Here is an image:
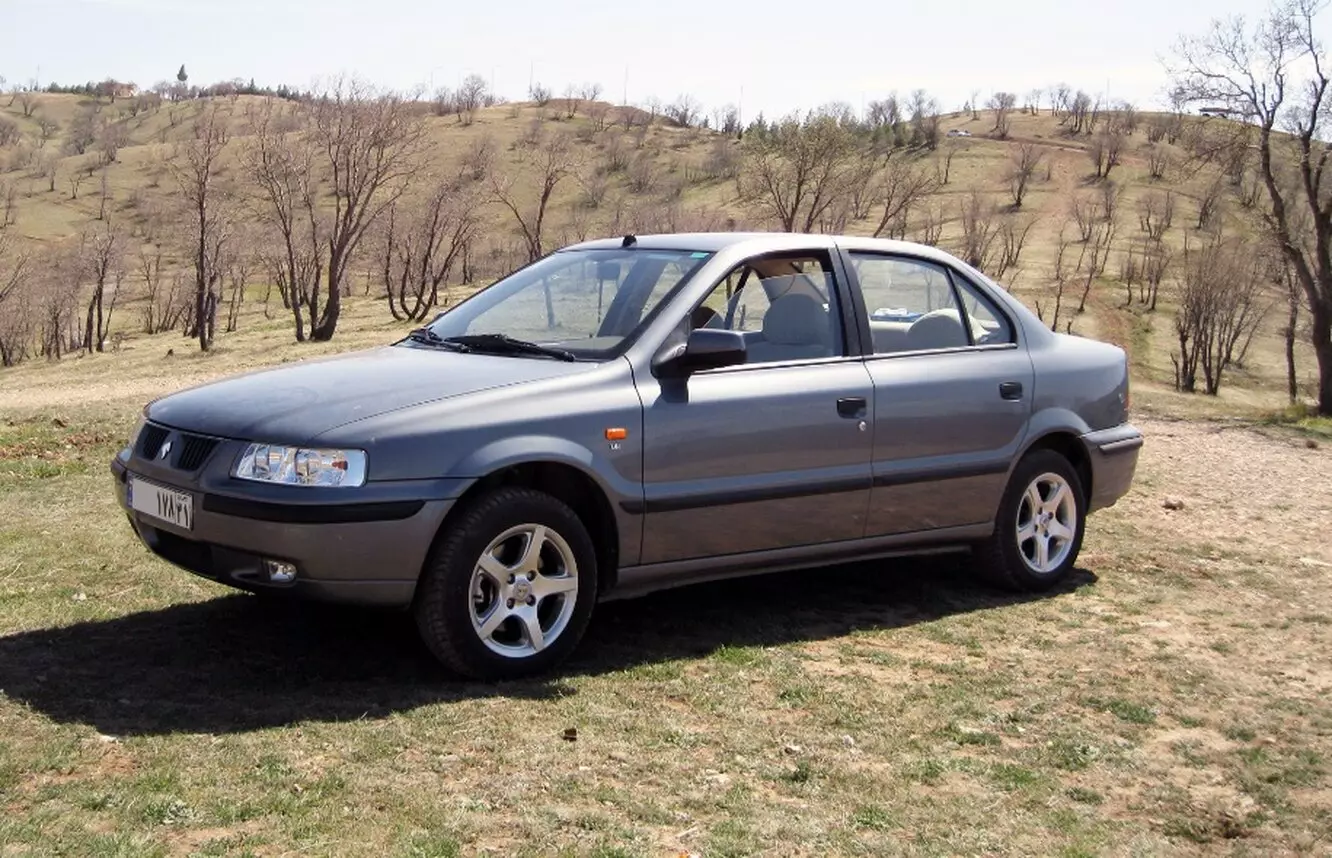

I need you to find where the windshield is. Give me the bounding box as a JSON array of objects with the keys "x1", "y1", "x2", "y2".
[{"x1": 418, "y1": 248, "x2": 713, "y2": 359}]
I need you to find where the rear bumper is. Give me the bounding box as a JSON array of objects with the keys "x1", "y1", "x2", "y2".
[
  {"x1": 1081, "y1": 423, "x2": 1143, "y2": 513},
  {"x1": 111, "y1": 457, "x2": 452, "y2": 608}
]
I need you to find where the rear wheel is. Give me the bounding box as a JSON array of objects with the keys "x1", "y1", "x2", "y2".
[
  {"x1": 973, "y1": 449, "x2": 1085, "y2": 591},
  {"x1": 414, "y1": 487, "x2": 598, "y2": 680}
]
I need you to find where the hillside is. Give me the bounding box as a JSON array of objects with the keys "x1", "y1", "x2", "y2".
[{"x1": 0, "y1": 90, "x2": 1316, "y2": 415}]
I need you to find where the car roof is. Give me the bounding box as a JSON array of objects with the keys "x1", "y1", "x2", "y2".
[{"x1": 560, "y1": 232, "x2": 967, "y2": 267}]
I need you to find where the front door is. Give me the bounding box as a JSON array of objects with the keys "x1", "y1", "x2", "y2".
[{"x1": 637, "y1": 251, "x2": 875, "y2": 564}]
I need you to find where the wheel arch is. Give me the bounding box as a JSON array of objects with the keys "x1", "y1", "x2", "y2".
[
  {"x1": 425, "y1": 444, "x2": 623, "y2": 597},
  {"x1": 1020, "y1": 430, "x2": 1093, "y2": 505}
]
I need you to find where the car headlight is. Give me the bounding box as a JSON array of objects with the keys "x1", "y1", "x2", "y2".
[{"x1": 233, "y1": 444, "x2": 367, "y2": 488}]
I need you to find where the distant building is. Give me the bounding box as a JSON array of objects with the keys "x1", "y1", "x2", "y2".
[
  {"x1": 1199, "y1": 106, "x2": 1235, "y2": 119},
  {"x1": 111, "y1": 82, "x2": 139, "y2": 100}
]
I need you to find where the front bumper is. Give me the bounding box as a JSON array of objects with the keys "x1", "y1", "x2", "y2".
[
  {"x1": 111, "y1": 456, "x2": 455, "y2": 608},
  {"x1": 1080, "y1": 423, "x2": 1144, "y2": 513}
]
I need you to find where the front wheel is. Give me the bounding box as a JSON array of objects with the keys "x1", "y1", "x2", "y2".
[
  {"x1": 414, "y1": 487, "x2": 598, "y2": 680},
  {"x1": 973, "y1": 449, "x2": 1086, "y2": 591}
]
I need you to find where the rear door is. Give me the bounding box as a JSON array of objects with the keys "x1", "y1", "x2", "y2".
[
  {"x1": 636, "y1": 250, "x2": 875, "y2": 564},
  {"x1": 842, "y1": 250, "x2": 1033, "y2": 535}
]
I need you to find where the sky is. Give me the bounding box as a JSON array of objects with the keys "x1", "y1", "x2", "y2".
[{"x1": 4, "y1": 0, "x2": 1327, "y2": 120}]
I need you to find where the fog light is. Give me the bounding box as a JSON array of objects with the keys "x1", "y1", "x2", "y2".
[{"x1": 262, "y1": 559, "x2": 297, "y2": 584}]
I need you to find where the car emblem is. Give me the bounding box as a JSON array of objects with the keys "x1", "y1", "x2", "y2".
[{"x1": 158, "y1": 440, "x2": 172, "y2": 460}]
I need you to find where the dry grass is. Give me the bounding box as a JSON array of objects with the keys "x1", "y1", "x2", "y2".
[{"x1": 3, "y1": 304, "x2": 1332, "y2": 856}]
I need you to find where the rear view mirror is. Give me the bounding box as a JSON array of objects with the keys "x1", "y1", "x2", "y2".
[{"x1": 654, "y1": 328, "x2": 748, "y2": 377}]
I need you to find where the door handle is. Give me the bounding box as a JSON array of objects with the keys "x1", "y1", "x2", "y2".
[
  {"x1": 999, "y1": 381, "x2": 1024, "y2": 401},
  {"x1": 837, "y1": 397, "x2": 868, "y2": 418}
]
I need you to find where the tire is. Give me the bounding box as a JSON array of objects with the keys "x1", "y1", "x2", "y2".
[
  {"x1": 973, "y1": 449, "x2": 1086, "y2": 591},
  {"x1": 413, "y1": 487, "x2": 598, "y2": 680}
]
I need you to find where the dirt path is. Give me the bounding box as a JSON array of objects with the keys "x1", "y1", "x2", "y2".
[{"x1": 1129, "y1": 415, "x2": 1332, "y2": 565}]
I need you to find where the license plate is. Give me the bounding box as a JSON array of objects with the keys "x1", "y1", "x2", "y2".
[{"x1": 127, "y1": 475, "x2": 194, "y2": 531}]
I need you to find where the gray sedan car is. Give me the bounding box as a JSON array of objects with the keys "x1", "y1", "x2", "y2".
[{"x1": 111, "y1": 232, "x2": 1142, "y2": 679}]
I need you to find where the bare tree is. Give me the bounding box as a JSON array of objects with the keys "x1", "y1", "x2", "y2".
[
  {"x1": 958, "y1": 189, "x2": 1000, "y2": 270},
  {"x1": 0, "y1": 118, "x2": 19, "y2": 148},
  {"x1": 0, "y1": 235, "x2": 34, "y2": 366},
  {"x1": 1277, "y1": 256, "x2": 1305, "y2": 400},
  {"x1": 138, "y1": 243, "x2": 185, "y2": 333},
  {"x1": 224, "y1": 248, "x2": 252, "y2": 333},
  {"x1": 870, "y1": 153, "x2": 938, "y2": 239},
  {"x1": 1066, "y1": 90, "x2": 1093, "y2": 134},
  {"x1": 998, "y1": 216, "x2": 1037, "y2": 279},
  {"x1": 457, "y1": 74, "x2": 489, "y2": 125},
  {"x1": 168, "y1": 101, "x2": 232, "y2": 351},
  {"x1": 1040, "y1": 222, "x2": 1077, "y2": 330},
  {"x1": 491, "y1": 129, "x2": 580, "y2": 262},
  {"x1": 463, "y1": 134, "x2": 497, "y2": 181},
  {"x1": 1007, "y1": 143, "x2": 1043, "y2": 208},
  {"x1": 908, "y1": 89, "x2": 941, "y2": 149},
  {"x1": 1099, "y1": 180, "x2": 1124, "y2": 225},
  {"x1": 1141, "y1": 240, "x2": 1173, "y2": 310},
  {"x1": 1147, "y1": 144, "x2": 1171, "y2": 180},
  {"x1": 738, "y1": 112, "x2": 860, "y2": 232},
  {"x1": 1137, "y1": 190, "x2": 1176, "y2": 241},
  {"x1": 529, "y1": 83, "x2": 552, "y2": 107},
  {"x1": 432, "y1": 87, "x2": 457, "y2": 117},
  {"x1": 245, "y1": 98, "x2": 324, "y2": 342},
  {"x1": 1076, "y1": 215, "x2": 1117, "y2": 313},
  {"x1": 16, "y1": 89, "x2": 37, "y2": 118},
  {"x1": 1196, "y1": 174, "x2": 1225, "y2": 230},
  {"x1": 587, "y1": 100, "x2": 612, "y2": 132},
  {"x1": 989, "y1": 92, "x2": 1017, "y2": 138},
  {"x1": 937, "y1": 138, "x2": 961, "y2": 185},
  {"x1": 1172, "y1": 231, "x2": 1271, "y2": 394},
  {"x1": 562, "y1": 84, "x2": 583, "y2": 120},
  {"x1": 79, "y1": 220, "x2": 125, "y2": 353},
  {"x1": 305, "y1": 82, "x2": 428, "y2": 339},
  {"x1": 1069, "y1": 192, "x2": 1097, "y2": 242},
  {"x1": 1087, "y1": 130, "x2": 1125, "y2": 179},
  {"x1": 380, "y1": 169, "x2": 485, "y2": 321},
  {"x1": 34, "y1": 114, "x2": 59, "y2": 149},
  {"x1": 1170, "y1": 0, "x2": 1332, "y2": 412},
  {"x1": 664, "y1": 94, "x2": 702, "y2": 128},
  {"x1": 915, "y1": 200, "x2": 946, "y2": 245}
]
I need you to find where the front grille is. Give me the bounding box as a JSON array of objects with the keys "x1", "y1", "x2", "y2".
[
  {"x1": 177, "y1": 434, "x2": 219, "y2": 471},
  {"x1": 136, "y1": 423, "x2": 218, "y2": 471},
  {"x1": 139, "y1": 424, "x2": 169, "y2": 459}
]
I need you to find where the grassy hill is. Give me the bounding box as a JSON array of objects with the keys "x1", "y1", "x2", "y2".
[
  {"x1": 4, "y1": 93, "x2": 1332, "y2": 858},
  {"x1": 0, "y1": 91, "x2": 1317, "y2": 417}
]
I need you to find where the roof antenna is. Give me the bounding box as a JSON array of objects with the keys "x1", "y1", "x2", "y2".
[{"x1": 621, "y1": 234, "x2": 637, "y2": 248}]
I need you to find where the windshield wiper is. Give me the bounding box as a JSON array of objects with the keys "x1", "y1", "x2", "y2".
[
  {"x1": 405, "y1": 327, "x2": 472, "y2": 352},
  {"x1": 440, "y1": 334, "x2": 577, "y2": 362}
]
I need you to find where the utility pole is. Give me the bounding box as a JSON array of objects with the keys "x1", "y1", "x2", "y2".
[{"x1": 623, "y1": 65, "x2": 628, "y2": 106}]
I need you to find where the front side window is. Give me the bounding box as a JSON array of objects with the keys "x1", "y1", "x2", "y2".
[
  {"x1": 422, "y1": 248, "x2": 712, "y2": 359},
  {"x1": 688, "y1": 254, "x2": 843, "y2": 365},
  {"x1": 849, "y1": 253, "x2": 1013, "y2": 354}
]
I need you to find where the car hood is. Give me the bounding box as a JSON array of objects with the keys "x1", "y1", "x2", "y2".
[{"x1": 147, "y1": 345, "x2": 592, "y2": 443}]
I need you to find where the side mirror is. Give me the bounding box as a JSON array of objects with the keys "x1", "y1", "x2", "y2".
[{"x1": 654, "y1": 328, "x2": 748, "y2": 377}]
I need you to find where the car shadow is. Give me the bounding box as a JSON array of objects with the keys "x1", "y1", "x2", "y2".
[{"x1": 0, "y1": 556, "x2": 1096, "y2": 736}]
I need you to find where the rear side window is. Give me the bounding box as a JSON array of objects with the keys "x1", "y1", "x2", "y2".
[{"x1": 848, "y1": 253, "x2": 1013, "y2": 353}]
